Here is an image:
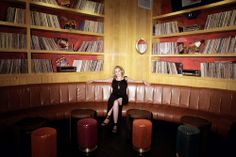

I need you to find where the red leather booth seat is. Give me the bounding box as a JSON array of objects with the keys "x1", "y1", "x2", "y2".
[{"x1": 0, "y1": 82, "x2": 236, "y2": 136}]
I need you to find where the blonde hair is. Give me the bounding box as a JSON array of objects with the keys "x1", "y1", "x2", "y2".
[{"x1": 113, "y1": 65, "x2": 125, "y2": 78}]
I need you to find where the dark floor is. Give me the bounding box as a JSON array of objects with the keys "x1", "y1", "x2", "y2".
[
  {"x1": 1, "y1": 117, "x2": 235, "y2": 157},
  {"x1": 55, "y1": 118, "x2": 235, "y2": 157}
]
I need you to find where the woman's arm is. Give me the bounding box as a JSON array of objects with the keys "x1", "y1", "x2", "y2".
[
  {"x1": 87, "y1": 77, "x2": 113, "y2": 83},
  {"x1": 126, "y1": 77, "x2": 150, "y2": 86}
]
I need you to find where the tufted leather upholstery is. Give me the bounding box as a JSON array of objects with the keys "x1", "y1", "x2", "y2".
[{"x1": 0, "y1": 82, "x2": 235, "y2": 136}]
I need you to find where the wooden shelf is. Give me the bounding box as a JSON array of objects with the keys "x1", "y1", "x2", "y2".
[
  {"x1": 30, "y1": 49, "x2": 104, "y2": 55},
  {"x1": 149, "y1": 73, "x2": 236, "y2": 90},
  {"x1": 0, "y1": 21, "x2": 27, "y2": 28},
  {"x1": 30, "y1": 1, "x2": 104, "y2": 18},
  {"x1": 0, "y1": 71, "x2": 103, "y2": 76},
  {"x1": 153, "y1": 0, "x2": 236, "y2": 20},
  {"x1": 151, "y1": 53, "x2": 236, "y2": 58},
  {"x1": 0, "y1": 48, "x2": 27, "y2": 53},
  {"x1": 0, "y1": 71, "x2": 106, "y2": 86},
  {"x1": 1, "y1": 0, "x2": 26, "y2": 4},
  {"x1": 153, "y1": 25, "x2": 236, "y2": 39},
  {"x1": 17, "y1": 0, "x2": 26, "y2": 2},
  {"x1": 30, "y1": 25, "x2": 104, "y2": 36},
  {"x1": 151, "y1": 73, "x2": 236, "y2": 81},
  {"x1": 47, "y1": 71, "x2": 104, "y2": 74}
]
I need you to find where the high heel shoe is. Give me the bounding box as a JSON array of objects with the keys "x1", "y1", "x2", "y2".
[
  {"x1": 101, "y1": 115, "x2": 110, "y2": 126},
  {"x1": 112, "y1": 124, "x2": 117, "y2": 133}
]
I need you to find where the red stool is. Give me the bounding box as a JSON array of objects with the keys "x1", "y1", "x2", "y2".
[
  {"x1": 132, "y1": 119, "x2": 152, "y2": 154},
  {"x1": 70, "y1": 109, "x2": 96, "y2": 146},
  {"x1": 31, "y1": 127, "x2": 57, "y2": 157},
  {"x1": 126, "y1": 109, "x2": 152, "y2": 141},
  {"x1": 77, "y1": 118, "x2": 97, "y2": 153}
]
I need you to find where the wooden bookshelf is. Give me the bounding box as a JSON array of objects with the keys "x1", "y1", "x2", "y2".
[
  {"x1": 30, "y1": 49, "x2": 104, "y2": 55},
  {"x1": 0, "y1": 71, "x2": 106, "y2": 86},
  {"x1": 1, "y1": 0, "x2": 26, "y2": 4},
  {"x1": 151, "y1": 53, "x2": 236, "y2": 57},
  {"x1": 153, "y1": 0, "x2": 236, "y2": 20},
  {"x1": 30, "y1": 1, "x2": 104, "y2": 18},
  {"x1": 0, "y1": 21, "x2": 27, "y2": 28},
  {"x1": 30, "y1": 25, "x2": 104, "y2": 36},
  {"x1": 0, "y1": 0, "x2": 105, "y2": 77},
  {"x1": 151, "y1": 0, "x2": 236, "y2": 87},
  {"x1": 153, "y1": 26, "x2": 236, "y2": 39},
  {"x1": 0, "y1": 48, "x2": 27, "y2": 53},
  {"x1": 149, "y1": 73, "x2": 236, "y2": 91}
]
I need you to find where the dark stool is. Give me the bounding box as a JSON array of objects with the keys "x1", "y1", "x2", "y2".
[
  {"x1": 77, "y1": 118, "x2": 97, "y2": 153},
  {"x1": 70, "y1": 108, "x2": 96, "y2": 145},
  {"x1": 181, "y1": 116, "x2": 211, "y2": 157},
  {"x1": 126, "y1": 109, "x2": 152, "y2": 141},
  {"x1": 31, "y1": 127, "x2": 57, "y2": 157},
  {"x1": 229, "y1": 122, "x2": 236, "y2": 156},
  {"x1": 132, "y1": 119, "x2": 152, "y2": 155},
  {"x1": 14, "y1": 117, "x2": 48, "y2": 157},
  {"x1": 176, "y1": 125, "x2": 200, "y2": 157}
]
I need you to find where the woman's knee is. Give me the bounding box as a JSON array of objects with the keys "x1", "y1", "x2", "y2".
[
  {"x1": 113, "y1": 100, "x2": 119, "y2": 107},
  {"x1": 117, "y1": 98, "x2": 123, "y2": 105}
]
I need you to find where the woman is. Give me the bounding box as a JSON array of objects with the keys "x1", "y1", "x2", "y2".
[{"x1": 88, "y1": 65, "x2": 149, "y2": 133}]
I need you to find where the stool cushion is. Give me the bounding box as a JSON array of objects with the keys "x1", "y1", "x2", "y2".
[
  {"x1": 127, "y1": 109, "x2": 152, "y2": 119},
  {"x1": 181, "y1": 116, "x2": 211, "y2": 129},
  {"x1": 176, "y1": 125, "x2": 200, "y2": 157},
  {"x1": 132, "y1": 119, "x2": 152, "y2": 151},
  {"x1": 126, "y1": 109, "x2": 152, "y2": 140},
  {"x1": 77, "y1": 118, "x2": 97, "y2": 151},
  {"x1": 15, "y1": 117, "x2": 48, "y2": 157},
  {"x1": 71, "y1": 109, "x2": 96, "y2": 119},
  {"x1": 178, "y1": 125, "x2": 200, "y2": 136},
  {"x1": 31, "y1": 127, "x2": 57, "y2": 157},
  {"x1": 70, "y1": 109, "x2": 96, "y2": 145},
  {"x1": 181, "y1": 116, "x2": 211, "y2": 157},
  {"x1": 15, "y1": 117, "x2": 48, "y2": 132}
]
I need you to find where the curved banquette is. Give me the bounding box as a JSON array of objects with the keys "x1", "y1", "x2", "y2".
[{"x1": 0, "y1": 82, "x2": 235, "y2": 136}]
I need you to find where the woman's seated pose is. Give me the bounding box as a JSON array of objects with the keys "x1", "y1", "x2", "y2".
[{"x1": 87, "y1": 65, "x2": 149, "y2": 133}]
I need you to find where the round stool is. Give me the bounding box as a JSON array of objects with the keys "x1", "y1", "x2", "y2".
[
  {"x1": 71, "y1": 108, "x2": 96, "y2": 119},
  {"x1": 181, "y1": 116, "x2": 211, "y2": 157},
  {"x1": 70, "y1": 109, "x2": 96, "y2": 144},
  {"x1": 132, "y1": 119, "x2": 152, "y2": 154},
  {"x1": 176, "y1": 125, "x2": 200, "y2": 157},
  {"x1": 31, "y1": 127, "x2": 57, "y2": 157},
  {"x1": 15, "y1": 117, "x2": 48, "y2": 157},
  {"x1": 77, "y1": 118, "x2": 97, "y2": 153},
  {"x1": 126, "y1": 109, "x2": 152, "y2": 141},
  {"x1": 229, "y1": 122, "x2": 236, "y2": 156}
]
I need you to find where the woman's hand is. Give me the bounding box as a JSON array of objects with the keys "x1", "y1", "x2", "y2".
[
  {"x1": 143, "y1": 80, "x2": 150, "y2": 86},
  {"x1": 87, "y1": 80, "x2": 93, "y2": 84}
]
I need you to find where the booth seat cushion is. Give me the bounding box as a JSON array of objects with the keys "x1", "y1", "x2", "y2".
[
  {"x1": 135, "y1": 103, "x2": 235, "y2": 135},
  {"x1": 1, "y1": 82, "x2": 236, "y2": 116},
  {"x1": 0, "y1": 102, "x2": 108, "y2": 126},
  {"x1": 0, "y1": 82, "x2": 236, "y2": 137}
]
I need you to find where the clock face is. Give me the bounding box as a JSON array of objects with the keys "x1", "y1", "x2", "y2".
[{"x1": 136, "y1": 39, "x2": 147, "y2": 54}]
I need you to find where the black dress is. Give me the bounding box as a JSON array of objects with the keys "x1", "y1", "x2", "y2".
[{"x1": 107, "y1": 78, "x2": 128, "y2": 114}]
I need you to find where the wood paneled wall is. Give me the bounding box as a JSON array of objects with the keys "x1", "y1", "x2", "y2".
[{"x1": 104, "y1": 0, "x2": 151, "y2": 80}]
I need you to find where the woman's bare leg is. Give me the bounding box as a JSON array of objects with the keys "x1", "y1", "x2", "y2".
[
  {"x1": 102, "y1": 107, "x2": 113, "y2": 124},
  {"x1": 113, "y1": 98, "x2": 122, "y2": 124},
  {"x1": 102, "y1": 98, "x2": 122, "y2": 126},
  {"x1": 112, "y1": 98, "x2": 122, "y2": 133}
]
